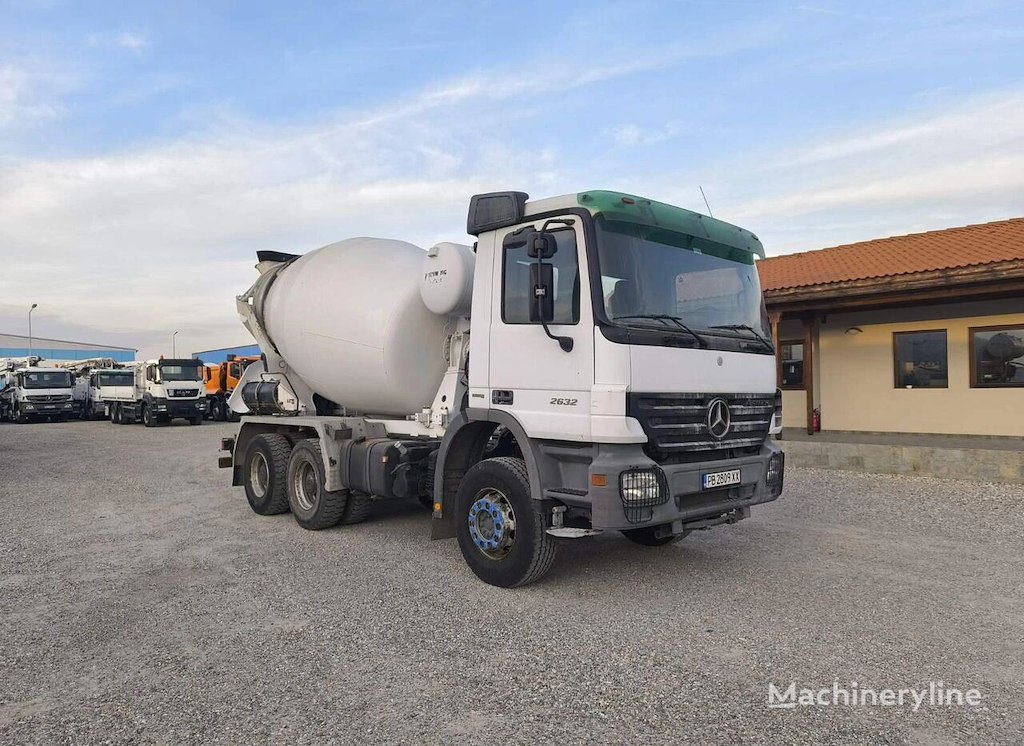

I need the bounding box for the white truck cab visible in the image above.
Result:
[220,189,785,587]
[84,368,135,419]
[0,364,76,423]
[106,358,206,426]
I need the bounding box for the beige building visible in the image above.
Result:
[758,218,1024,437]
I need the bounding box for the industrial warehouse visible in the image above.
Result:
[0,332,136,363]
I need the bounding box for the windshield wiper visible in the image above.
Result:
[707,324,775,352]
[612,314,709,348]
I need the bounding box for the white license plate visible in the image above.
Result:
[703,469,741,489]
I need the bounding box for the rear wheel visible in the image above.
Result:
[621,526,688,546]
[242,433,291,515]
[454,456,556,588]
[340,492,373,525]
[210,397,226,422]
[287,439,348,530]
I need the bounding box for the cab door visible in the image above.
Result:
[486,216,594,441]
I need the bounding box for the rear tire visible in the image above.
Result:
[287,439,348,530]
[621,526,688,546]
[340,492,373,525]
[454,456,556,588]
[210,397,226,422]
[243,433,291,515]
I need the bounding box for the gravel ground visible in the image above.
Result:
[1,419,1022,745]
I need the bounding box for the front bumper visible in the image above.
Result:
[21,401,74,413]
[154,397,207,418]
[585,441,785,532]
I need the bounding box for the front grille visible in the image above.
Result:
[27,394,70,402]
[169,389,199,398]
[628,392,774,463]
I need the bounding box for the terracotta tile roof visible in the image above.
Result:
[757,218,1024,292]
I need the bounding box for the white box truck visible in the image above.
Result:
[106,358,206,426]
[218,190,785,587]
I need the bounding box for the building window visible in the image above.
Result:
[970,325,1024,387]
[779,341,804,389]
[893,330,948,388]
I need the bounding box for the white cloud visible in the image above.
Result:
[87,30,150,53]
[608,122,686,147]
[0,64,66,129]
[663,89,1024,254]
[115,31,148,52]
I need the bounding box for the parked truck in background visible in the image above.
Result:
[106,358,206,426]
[59,358,122,419]
[1,359,76,423]
[84,367,135,419]
[218,189,784,587]
[203,355,260,421]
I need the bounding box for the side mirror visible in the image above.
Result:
[529,263,555,323]
[527,232,558,259]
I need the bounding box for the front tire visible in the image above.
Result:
[454,456,556,588]
[242,433,291,515]
[142,404,156,427]
[287,439,348,530]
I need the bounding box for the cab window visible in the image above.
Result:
[502,228,580,325]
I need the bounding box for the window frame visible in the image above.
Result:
[892,329,949,389]
[777,339,806,391]
[969,323,1024,389]
[499,224,581,327]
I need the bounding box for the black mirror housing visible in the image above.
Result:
[527,233,558,259]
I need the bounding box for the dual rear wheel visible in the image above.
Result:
[241,434,372,528]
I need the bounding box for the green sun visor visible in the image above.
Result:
[577,190,764,259]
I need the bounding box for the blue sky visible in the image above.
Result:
[1,0,1023,356]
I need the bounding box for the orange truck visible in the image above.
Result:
[203,354,260,421]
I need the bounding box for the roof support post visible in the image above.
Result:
[803,314,816,435]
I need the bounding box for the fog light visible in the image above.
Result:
[766,452,785,493]
[619,468,668,523]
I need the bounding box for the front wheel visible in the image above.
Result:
[142,404,156,427]
[454,456,556,588]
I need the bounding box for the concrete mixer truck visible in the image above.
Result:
[217,190,785,587]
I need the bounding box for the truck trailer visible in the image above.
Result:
[106,358,206,426]
[218,189,785,587]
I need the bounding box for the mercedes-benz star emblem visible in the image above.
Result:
[706,398,731,439]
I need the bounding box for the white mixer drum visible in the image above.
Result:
[261,237,450,416]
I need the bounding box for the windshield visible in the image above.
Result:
[24,371,74,389]
[159,364,202,382]
[594,217,771,343]
[98,372,133,386]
